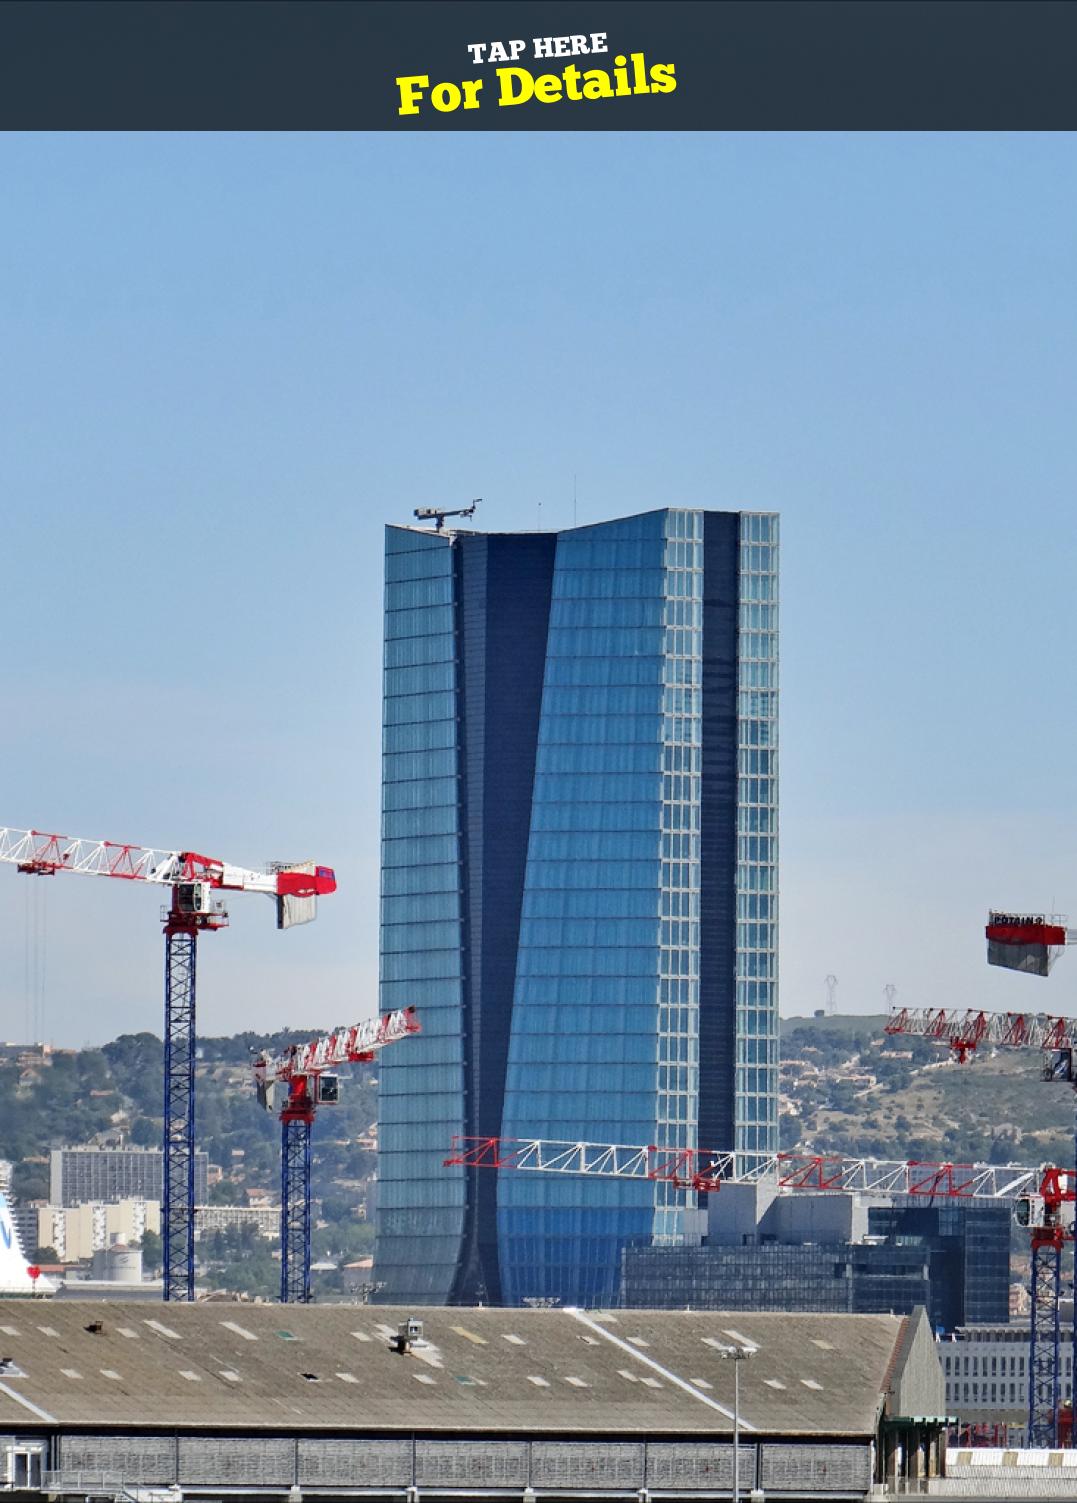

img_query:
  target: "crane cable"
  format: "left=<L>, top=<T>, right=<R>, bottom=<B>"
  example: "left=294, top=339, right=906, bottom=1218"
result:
left=22, top=879, right=47, bottom=1045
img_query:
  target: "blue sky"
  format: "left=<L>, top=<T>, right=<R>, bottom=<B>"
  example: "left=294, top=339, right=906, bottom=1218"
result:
left=3, top=130, right=1077, bottom=1045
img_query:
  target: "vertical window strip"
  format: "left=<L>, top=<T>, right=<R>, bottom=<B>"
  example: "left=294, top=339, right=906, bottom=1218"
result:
left=734, top=515, right=779, bottom=1156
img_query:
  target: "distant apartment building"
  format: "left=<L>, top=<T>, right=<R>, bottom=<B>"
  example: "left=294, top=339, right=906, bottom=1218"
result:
left=50, top=1147, right=208, bottom=1206
left=32, top=1199, right=160, bottom=1262
left=939, top=1323, right=1074, bottom=1446
left=195, top=1206, right=279, bottom=1240
left=8, top=1207, right=38, bottom=1259
left=0, top=1043, right=57, bottom=1071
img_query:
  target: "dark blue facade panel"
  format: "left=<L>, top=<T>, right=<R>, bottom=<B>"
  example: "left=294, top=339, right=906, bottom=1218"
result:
left=699, top=512, right=740, bottom=1157
left=452, top=533, right=557, bottom=1304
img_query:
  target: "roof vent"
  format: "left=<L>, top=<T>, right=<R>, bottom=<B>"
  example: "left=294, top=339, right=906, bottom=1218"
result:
left=300, top=1372, right=320, bottom=1382
left=85, top=1320, right=104, bottom=1335
left=391, top=1318, right=424, bottom=1355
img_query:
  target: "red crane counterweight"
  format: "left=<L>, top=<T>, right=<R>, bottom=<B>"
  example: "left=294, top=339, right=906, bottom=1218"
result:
left=986, top=911, right=1073, bottom=977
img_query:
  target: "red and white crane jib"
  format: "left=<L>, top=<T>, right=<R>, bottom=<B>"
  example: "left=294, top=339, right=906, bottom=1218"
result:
left=442, top=1136, right=1049, bottom=1200
left=886, top=1004, right=1077, bottom=1060
left=0, top=827, right=336, bottom=897
left=254, top=1006, right=421, bottom=1091
left=0, top=827, right=336, bottom=929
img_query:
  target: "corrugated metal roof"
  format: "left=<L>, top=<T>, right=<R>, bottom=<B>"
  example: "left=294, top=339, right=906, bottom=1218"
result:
left=0, top=1301, right=911, bottom=1437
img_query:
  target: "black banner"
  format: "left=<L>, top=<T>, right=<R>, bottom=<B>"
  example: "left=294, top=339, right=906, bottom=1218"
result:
left=2, top=0, right=1076, bottom=130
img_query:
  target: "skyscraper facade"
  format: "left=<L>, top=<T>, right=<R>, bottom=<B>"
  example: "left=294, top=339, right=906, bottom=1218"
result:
left=374, top=508, right=778, bottom=1306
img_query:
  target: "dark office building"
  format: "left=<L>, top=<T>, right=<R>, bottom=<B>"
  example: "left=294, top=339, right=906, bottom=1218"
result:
left=866, top=1203, right=1010, bottom=1329
left=620, top=1200, right=1010, bottom=1335
left=373, top=509, right=779, bottom=1307
left=623, top=1242, right=932, bottom=1318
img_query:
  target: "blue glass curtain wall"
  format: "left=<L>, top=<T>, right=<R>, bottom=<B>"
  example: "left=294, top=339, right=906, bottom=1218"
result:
left=498, top=511, right=707, bottom=1305
left=735, top=513, right=779, bottom=1158
left=373, top=527, right=467, bottom=1303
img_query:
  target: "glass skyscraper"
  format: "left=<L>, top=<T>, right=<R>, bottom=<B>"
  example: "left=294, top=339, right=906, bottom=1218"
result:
left=374, top=508, right=778, bottom=1306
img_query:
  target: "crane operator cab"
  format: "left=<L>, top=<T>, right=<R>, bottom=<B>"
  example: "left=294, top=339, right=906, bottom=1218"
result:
left=315, top=1074, right=339, bottom=1105
left=1015, top=1195, right=1048, bottom=1229
left=1044, top=1048, right=1075, bottom=1083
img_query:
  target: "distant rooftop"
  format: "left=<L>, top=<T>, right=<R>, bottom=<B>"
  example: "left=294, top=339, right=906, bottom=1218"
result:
left=0, top=1301, right=938, bottom=1439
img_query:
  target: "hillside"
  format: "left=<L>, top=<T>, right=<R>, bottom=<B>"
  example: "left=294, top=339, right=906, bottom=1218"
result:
left=2, top=1028, right=377, bottom=1298
left=779, top=1013, right=1072, bottom=1167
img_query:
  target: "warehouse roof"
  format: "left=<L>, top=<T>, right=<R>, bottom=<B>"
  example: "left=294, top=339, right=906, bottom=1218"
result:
left=0, top=1301, right=938, bottom=1437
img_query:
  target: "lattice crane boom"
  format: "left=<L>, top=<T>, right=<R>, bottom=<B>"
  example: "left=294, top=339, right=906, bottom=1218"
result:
left=443, top=1135, right=1054, bottom=1200
left=254, top=1007, right=419, bottom=1092
left=2, top=821, right=337, bottom=1301
left=885, top=1005, right=1077, bottom=1060
left=0, top=826, right=336, bottom=900
left=253, top=1009, right=420, bottom=1304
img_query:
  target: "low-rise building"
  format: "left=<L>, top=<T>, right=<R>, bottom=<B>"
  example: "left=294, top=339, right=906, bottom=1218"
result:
left=0, top=1301, right=946, bottom=1500
left=938, top=1321, right=1075, bottom=1447
left=31, top=1199, right=159, bottom=1262
left=622, top=1185, right=1010, bottom=1334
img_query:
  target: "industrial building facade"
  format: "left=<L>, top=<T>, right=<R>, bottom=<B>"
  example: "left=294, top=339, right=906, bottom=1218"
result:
left=374, top=509, right=779, bottom=1306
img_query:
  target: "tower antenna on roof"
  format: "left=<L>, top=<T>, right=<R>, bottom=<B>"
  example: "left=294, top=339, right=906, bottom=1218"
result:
left=413, top=498, right=481, bottom=532
left=825, top=974, right=838, bottom=1016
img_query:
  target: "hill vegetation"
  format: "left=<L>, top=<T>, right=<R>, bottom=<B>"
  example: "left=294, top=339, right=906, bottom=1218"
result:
left=2, top=1027, right=377, bottom=1298
left=779, top=1013, right=1073, bottom=1168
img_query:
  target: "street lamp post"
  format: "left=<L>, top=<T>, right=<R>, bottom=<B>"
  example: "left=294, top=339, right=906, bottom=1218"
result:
left=714, top=1342, right=756, bottom=1503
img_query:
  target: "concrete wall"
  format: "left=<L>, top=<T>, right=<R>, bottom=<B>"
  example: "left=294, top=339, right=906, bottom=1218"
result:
left=707, top=1181, right=780, bottom=1243
left=707, top=1184, right=878, bottom=1247
left=890, top=1307, right=946, bottom=1420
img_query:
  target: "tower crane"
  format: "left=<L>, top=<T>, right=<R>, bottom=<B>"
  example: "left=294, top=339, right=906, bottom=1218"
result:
left=254, top=1006, right=420, bottom=1303
left=885, top=962, right=1077, bottom=1444
left=0, top=826, right=336, bottom=1301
